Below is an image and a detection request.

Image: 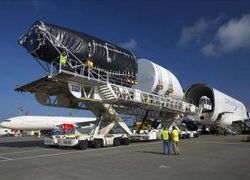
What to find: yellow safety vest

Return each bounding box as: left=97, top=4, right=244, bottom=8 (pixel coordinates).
left=60, top=54, right=67, bottom=65
left=161, top=130, right=169, bottom=140
left=85, top=60, right=93, bottom=68
left=172, top=129, right=179, bottom=142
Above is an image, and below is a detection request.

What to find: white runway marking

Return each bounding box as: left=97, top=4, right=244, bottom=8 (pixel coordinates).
left=183, top=141, right=250, bottom=146
left=159, top=165, right=171, bottom=169
left=0, top=155, right=13, bottom=161
left=0, top=151, right=81, bottom=162
left=0, top=148, right=55, bottom=156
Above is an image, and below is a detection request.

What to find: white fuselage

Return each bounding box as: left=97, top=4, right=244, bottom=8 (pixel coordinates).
left=185, top=84, right=248, bottom=126
left=210, top=89, right=248, bottom=126
left=0, top=116, right=96, bottom=130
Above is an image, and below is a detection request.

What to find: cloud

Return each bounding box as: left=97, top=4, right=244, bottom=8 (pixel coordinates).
left=201, top=43, right=217, bottom=56
left=178, top=16, right=223, bottom=47
left=201, top=14, right=250, bottom=56
left=119, top=39, right=137, bottom=51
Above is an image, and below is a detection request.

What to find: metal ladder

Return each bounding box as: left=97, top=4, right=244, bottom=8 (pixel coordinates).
left=99, top=84, right=117, bottom=100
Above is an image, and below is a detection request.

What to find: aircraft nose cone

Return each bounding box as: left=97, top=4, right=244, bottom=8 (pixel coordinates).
left=0, top=122, right=5, bottom=127
left=0, top=122, right=10, bottom=129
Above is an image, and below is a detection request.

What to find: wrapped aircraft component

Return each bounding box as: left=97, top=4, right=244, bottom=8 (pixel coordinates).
left=19, top=21, right=138, bottom=75
left=133, top=59, right=184, bottom=99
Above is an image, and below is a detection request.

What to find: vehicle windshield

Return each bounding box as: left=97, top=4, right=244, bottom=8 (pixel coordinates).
left=74, top=127, right=86, bottom=134
left=64, top=128, right=75, bottom=135
left=3, top=119, right=11, bottom=122
left=50, top=129, right=64, bottom=136
left=64, top=127, right=87, bottom=135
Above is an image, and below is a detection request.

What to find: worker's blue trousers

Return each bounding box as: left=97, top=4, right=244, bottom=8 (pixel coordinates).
left=163, top=140, right=171, bottom=155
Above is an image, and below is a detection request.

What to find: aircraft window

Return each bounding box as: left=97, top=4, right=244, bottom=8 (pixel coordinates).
left=3, top=120, right=11, bottom=122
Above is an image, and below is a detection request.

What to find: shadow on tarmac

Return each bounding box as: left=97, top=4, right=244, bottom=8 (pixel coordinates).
left=136, top=151, right=164, bottom=155
left=0, top=140, right=44, bottom=148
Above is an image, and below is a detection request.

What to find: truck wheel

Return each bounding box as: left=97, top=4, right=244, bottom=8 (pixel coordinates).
left=113, top=138, right=121, bottom=146
left=93, top=139, right=102, bottom=148
left=121, top=138, right=129, bottom=145
left=79, top=140, right=88, bottom=150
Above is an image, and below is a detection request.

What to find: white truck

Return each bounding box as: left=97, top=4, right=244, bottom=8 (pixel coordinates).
left=179, top=130, right=199, bottom=139
left=130, top=129, right=161, bottom=141
left=44, top=124, right=76, bottom=147
left=44, top=129, right=65, bottom=147
left=58, top=130, right=129, bottom=150
left=45, top=123, right=130, bottom=150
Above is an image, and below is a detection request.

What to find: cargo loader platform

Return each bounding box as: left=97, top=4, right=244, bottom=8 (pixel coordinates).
left=16, top=20, right=200, bottom=138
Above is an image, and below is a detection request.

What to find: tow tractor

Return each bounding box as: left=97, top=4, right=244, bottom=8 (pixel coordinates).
left=44, top=124, right=75, bottom=147
left=130, top=129, right=160, bottom=141
left=130, top=119, right=161, bottom=141
left=168, top=124, right=199, bottom=139
left=44, top=130, right=63, bottom=147
left=60, top=133, right=129, bottom=150
left=58, top=121, right=129, bottom=150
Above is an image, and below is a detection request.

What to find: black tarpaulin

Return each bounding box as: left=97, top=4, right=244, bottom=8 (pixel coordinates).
left=19, top=21, right=138, bottom=74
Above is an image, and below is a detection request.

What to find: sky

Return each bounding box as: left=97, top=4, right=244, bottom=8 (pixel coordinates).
left=0, top=0, right=250, bottom=120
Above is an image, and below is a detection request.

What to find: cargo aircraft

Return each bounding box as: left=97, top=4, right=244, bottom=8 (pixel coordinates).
left=185, top=83, right=249, bottom=127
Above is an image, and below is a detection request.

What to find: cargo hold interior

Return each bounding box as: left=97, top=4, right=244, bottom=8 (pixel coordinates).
left=185, top=83, right=214, bottom=111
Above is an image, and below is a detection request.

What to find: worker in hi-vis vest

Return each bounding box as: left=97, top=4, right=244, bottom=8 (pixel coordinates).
left=161, top=127, right=171, bottom=155
left=60, top=52, right=67, bottom=65
left=171, top=126, right=180, bottom=155
left=84, top=59, right=94, bottom=68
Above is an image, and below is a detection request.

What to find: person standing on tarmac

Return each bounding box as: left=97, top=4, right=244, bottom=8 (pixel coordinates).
left=171, top=126, right=180, bottom=155
left=161, top=127, right=171, bottom=155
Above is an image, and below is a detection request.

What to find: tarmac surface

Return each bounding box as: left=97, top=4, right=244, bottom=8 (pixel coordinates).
left=0, top=135, right=249, bottom=180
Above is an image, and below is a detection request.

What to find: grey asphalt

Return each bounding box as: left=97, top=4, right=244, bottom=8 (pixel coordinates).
left=0, top=135, right=249, bottom=180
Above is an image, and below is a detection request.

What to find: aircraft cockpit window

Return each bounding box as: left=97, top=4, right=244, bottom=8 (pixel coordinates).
left=3, top=119, right=11, bottom=122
